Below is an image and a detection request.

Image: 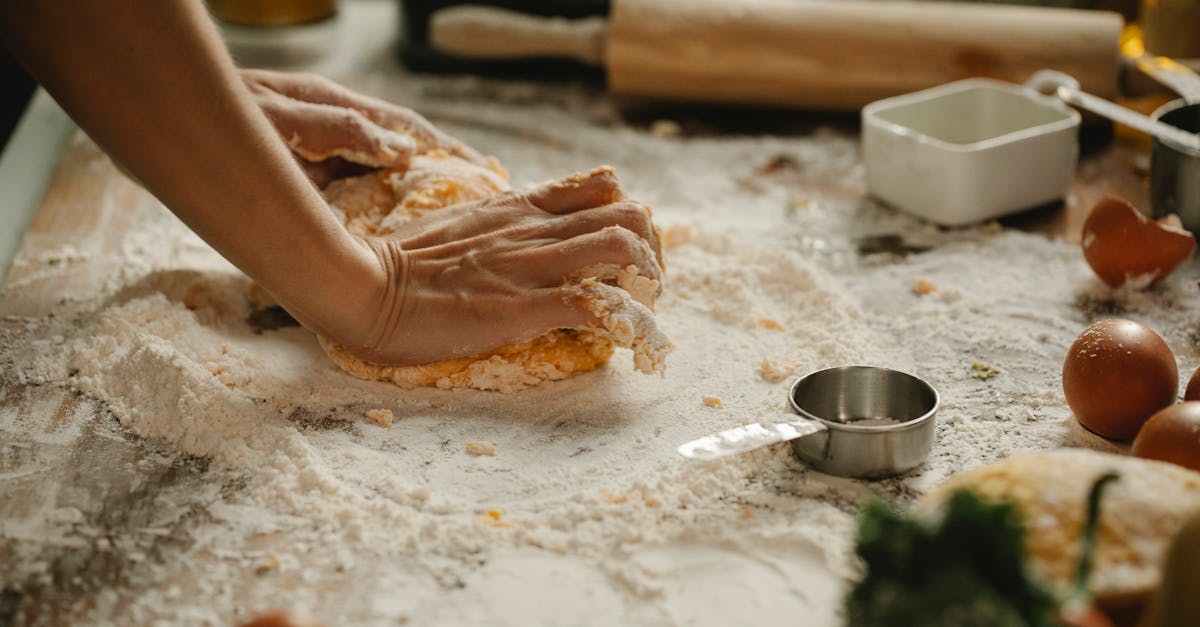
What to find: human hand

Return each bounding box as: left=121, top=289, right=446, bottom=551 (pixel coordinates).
left=241, top=69, right=485, bottom=186
left=335, top=167, right=665, bottom=367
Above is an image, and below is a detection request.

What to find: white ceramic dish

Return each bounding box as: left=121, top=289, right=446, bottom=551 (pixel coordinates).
left=862, top=77, right=1080, bottom=226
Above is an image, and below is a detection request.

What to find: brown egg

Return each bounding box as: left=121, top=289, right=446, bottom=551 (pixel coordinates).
left=1185, top=366, right=1200, bottom=402
left=1062, top=319, right=1178, bottom=440
left=1081, top=196, right=1195, bottom=288
left=1133, top=402, right=1200, bottom=472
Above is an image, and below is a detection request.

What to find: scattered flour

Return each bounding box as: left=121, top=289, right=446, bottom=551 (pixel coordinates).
left=4, top=5, right=1200, bottom=626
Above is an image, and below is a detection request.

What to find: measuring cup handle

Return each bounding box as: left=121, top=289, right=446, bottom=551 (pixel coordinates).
left=1025, top=69, right=1081, bottom=96
left=773, top=415, right=828, bottom=441
left=675, top=414, right=827, bottom=461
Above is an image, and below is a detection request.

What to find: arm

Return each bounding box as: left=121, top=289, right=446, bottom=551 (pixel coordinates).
left=0, top=0, right=379, bottom=341
left=0, top=0, right=664, bottom=366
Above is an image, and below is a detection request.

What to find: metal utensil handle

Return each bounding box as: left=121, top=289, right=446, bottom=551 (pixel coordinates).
left=677, top=416, right=827, bottom=461
left=1056, top=86, right=1200, bottom=152
left=1136, top=54, right=1200, bottom=103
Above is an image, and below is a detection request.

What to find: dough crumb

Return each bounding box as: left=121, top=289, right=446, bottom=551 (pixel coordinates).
left=240, top=611, right=324, bottom=627
left=566, top=278, right=673, bottom=375
left=913, top=279, right=938, bottom=295
left=739, top=508, right=754, bottom=520
left=466, top=441, right=497, bottom=456
left=602, top=491, right=628, bottom=505
left=661, top=225, right=693, bottom=250
left=971, top=361, right=1001, bottom=380
left=365, top=409, right=394, bottom=428
left=254, top=554, right=281, bottom=576
left=478, top=509, right=511, bottom=527
left=702, top=396, right=723, bottom=408
left=755, top=317, right=784, bottom=331
left=757, top=357, right=799, bottom=383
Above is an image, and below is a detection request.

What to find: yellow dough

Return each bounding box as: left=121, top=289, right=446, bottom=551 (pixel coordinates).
left=921, top=449, right=1200, bottom=607
left=314, top=151, right=670, bottom=392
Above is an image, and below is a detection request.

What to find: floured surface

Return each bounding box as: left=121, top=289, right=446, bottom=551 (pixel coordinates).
left=4, top=6, right=1200, bottom=626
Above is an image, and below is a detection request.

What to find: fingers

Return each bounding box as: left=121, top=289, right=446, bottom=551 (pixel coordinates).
left=524, top=226, right=663, bottom=290
left=525, top=167, right=623, bottom=214
left=523, top=168, right=661, bottom=270
left=253, top=85, right=414, bottom=169
left=545, top=200, right=662, bottom=265
left=243, top=69, right=487, bottom=165
left=297, top=156, right=374, bottom=188
left=525, top=288, right=603, bottom=332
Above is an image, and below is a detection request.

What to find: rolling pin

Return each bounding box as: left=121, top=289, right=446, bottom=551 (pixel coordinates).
left=428, top=0, right=1123, bottom=110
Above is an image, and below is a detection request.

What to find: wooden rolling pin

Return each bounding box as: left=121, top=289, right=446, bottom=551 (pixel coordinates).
left=430, top=0, right=1123, bottom=110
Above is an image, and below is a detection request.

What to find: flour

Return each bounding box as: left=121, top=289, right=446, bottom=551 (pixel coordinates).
left=5, top=6, right=1200, bottom=625
left=2, top=132, right=873, bottom=625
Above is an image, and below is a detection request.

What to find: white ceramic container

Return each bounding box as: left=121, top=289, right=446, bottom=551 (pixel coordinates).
left=862, top=77, right=1080, bottom=226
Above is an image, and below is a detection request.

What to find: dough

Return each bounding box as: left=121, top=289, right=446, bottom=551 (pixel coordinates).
left=920, top=449, right=1200, bottom=606
left=313, top=151, right=671, bottom=392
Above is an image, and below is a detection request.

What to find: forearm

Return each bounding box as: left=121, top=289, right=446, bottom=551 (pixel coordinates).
left=0, top=0, right=381, bottom=339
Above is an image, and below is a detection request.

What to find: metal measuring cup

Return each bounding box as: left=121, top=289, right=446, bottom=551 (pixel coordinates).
left=1026, top=68, right=1200, bottom=230
left=1152, top=101, right=1200, bottom=229
left=1135, top=54, right=1200, bottom=230
left=677, top=366, right=939, bottom=479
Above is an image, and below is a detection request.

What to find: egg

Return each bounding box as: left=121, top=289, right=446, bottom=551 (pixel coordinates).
left=1062, top=319, right=1178, bottom=440
left=1132, top=402, right=1200, bottom=472
left=1185, top=366, right=1200, bottom=402
left=1081, top=196, right=1195, bottom=289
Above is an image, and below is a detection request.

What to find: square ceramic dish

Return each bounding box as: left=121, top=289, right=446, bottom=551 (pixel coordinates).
left=862, top=78, right=1080, bottom=226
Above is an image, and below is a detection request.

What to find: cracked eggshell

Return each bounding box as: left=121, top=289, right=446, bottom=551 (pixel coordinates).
left=1062, top=319, right=1178, bottom=440
left=1081, top=196, right=1195, bottom=289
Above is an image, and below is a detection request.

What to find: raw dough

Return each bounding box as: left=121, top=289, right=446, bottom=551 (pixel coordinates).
left=312, top=151, right=671, bottom=392
left=920, top=449, right=1200, bottom=606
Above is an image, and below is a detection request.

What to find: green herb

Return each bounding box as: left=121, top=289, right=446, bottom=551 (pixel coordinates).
left=1059, top=471, right=1121, bottom=624
left=846, top=473, right=1121, bottom=626
left=846, top=490, right=1058, bottom=626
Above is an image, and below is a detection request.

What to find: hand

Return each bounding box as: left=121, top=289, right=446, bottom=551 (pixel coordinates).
left=335, top=167, right=665, bottom=366
left=241, top=69, right=486, bottom=186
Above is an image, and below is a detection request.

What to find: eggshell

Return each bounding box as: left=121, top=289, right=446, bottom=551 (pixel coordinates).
left=1133, top=402, right=1200, bottom=473
left=1081, top=196, right=1195, bottom=288
left=1185, top=366, right=1200, bottom=402
left=1062, top=319, right=1178, bottom=440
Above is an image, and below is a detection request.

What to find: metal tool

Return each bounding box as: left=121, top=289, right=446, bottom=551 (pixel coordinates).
left=1028, top=68, right=1200, bottom=230
left=1151, top=100, right=1200, bottom=231
left=1056, top=87, right=1200, bottom=152
left=678, top=366, right=939, bottom=479
left=1138, top=54, right=1200, bottom=229
left=1135, top=53, right=1200, bottom=104
left=1026, top=70, right=1200, bottom=152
